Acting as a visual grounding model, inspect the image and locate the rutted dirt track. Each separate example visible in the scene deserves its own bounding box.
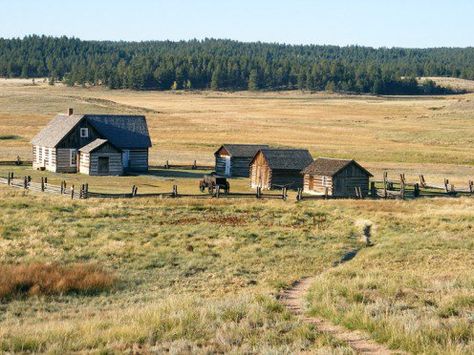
[280,277,402,354]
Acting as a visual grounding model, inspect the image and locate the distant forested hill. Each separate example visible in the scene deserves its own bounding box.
[1,35,473,94]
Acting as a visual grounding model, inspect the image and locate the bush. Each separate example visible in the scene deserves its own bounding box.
[0,263,115,300]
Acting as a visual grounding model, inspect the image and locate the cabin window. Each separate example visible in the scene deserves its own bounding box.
[70,149,77,167]
[322,176,330,187]
[80,128,89,138]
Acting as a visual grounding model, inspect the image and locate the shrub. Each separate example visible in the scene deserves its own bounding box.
[0,263,115,300]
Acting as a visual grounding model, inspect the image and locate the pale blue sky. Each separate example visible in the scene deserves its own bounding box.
[1,0,472,48]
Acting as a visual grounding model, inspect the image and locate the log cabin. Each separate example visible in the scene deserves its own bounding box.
[31,109,152,175]
[214,144,269,177]
[302,158,372,197]
[250,148,313,189]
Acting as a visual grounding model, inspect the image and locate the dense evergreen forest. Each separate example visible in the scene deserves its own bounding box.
[1,35,473,94]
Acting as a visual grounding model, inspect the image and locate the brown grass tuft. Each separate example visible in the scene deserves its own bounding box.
[0,263,115,300]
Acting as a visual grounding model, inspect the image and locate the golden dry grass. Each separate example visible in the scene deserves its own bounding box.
[420,77,474,92]
[0,263,115,300]
[0,80,473,185]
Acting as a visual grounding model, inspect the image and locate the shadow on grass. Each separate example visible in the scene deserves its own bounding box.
[141,169,205,179]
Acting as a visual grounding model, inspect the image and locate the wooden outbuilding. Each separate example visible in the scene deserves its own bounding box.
[79,139,123,176]
[302,158,373,197]
[31,108,152,175]
[214,144,269,177]
[250,149,313,189]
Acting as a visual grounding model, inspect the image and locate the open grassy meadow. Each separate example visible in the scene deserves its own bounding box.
[0,79,473,353]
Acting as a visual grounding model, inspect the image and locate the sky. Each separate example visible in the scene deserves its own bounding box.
[1,0,473,48]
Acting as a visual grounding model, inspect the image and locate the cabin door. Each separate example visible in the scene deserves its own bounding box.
[98,157,110,174]
[224,156,231,176]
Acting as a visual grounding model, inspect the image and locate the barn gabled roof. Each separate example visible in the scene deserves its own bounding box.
[302,158,373,177]
[215,144,270,158]
[255,149,313,170]
[79,138,120,153]
[31,113,152,149]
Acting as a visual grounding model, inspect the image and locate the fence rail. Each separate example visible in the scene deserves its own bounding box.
[0,174,289,201]
[150,160,214,170]
[0,171,472,202]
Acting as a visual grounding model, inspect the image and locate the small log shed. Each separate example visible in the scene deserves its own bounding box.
[250,148,313,190]
[302,158,373,197]
[79,139,123,176]
[214,144,269,177]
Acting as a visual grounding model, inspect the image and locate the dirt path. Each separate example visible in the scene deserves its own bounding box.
[280,277,400,354]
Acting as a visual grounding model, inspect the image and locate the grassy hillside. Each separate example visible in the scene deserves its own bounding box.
[0,187,472,352]
[0,186,359,353]
[308,198,474,354]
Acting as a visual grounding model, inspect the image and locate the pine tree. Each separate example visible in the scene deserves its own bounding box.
[211,67,223,91]
[248,69,259,91]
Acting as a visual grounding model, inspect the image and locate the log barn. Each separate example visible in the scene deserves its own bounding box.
[214,144,269,177]
[31,109,152,175]
[302,158,372,197]
[250,149,313,189]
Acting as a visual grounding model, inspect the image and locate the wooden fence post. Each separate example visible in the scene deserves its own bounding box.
[85,183,89,199]
[7,172,11,186]
[413,183,420,198]
[71,185,75,199]
[400,176,405,200]
[281,187,287,200]
[383,171,388,199]
[131,185,136,197]
[469,180,473,194]
[256,186,261,199]
[444,179,449,193]
[41,177,45,192]
[370,181,376,198]
[23,176,28,189]
[172,185,178,197]
[296,188,303,201]
[419,175,426,188]
[165,160,169,169]
[192,160,197,170]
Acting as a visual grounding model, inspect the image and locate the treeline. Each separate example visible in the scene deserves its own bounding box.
[1,35,473,94]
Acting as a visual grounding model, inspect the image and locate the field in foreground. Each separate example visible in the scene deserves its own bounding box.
[0,186,473,353]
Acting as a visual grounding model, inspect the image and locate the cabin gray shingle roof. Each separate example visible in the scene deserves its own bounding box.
[302,158,373,177]
[31,114,84,148]
[31,114,152,149]
[259,149,313,170]
[86,115,151,149]
[79,138,116,153]
[215,144,270,157]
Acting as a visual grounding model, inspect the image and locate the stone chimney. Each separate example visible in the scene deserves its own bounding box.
[68,108,74,116]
